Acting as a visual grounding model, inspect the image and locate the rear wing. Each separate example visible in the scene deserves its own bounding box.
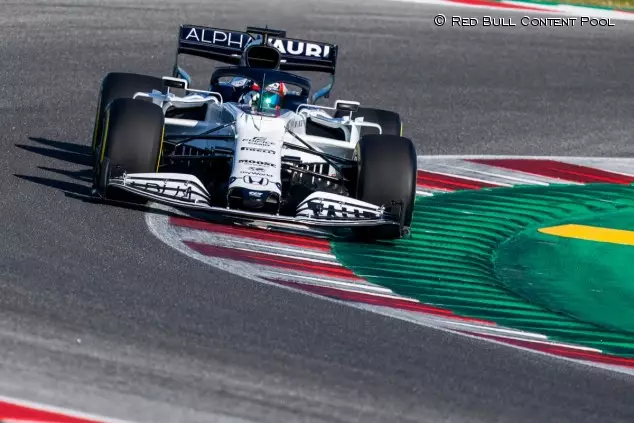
[176,25,250,67]
[176,24,338,73]
[173,24,338,101]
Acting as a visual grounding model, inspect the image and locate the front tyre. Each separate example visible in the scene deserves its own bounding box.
[91,72,164,158]
[353,134,417,240]
[93,98,165,202]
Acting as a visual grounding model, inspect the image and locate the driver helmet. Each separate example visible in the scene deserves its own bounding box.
[238,81,287,112]
[260,82,287,112]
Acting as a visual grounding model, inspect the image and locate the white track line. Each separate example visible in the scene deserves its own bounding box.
[269,272,400,294]
[269,272,388,290]
[423,161,572,186]
[457,330,604,352]
[442,320,548,338]
[188,242,343,266]
[177,232,337,261]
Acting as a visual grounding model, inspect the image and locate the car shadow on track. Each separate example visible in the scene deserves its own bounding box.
[13,136,180,219]
[15,137,93,167]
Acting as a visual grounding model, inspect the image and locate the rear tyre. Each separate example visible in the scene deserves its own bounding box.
[353,134,417,240]
[335,107,402,137]
[93,98,165,203]
[91,72,164,158]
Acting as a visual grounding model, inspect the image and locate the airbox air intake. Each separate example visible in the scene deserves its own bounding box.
[245,45,281,70]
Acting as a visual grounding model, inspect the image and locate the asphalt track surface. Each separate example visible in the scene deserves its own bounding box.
[2,0,634,422]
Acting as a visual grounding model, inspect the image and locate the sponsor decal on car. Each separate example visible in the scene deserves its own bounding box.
[242,136,274,147]
[267,39,332,58]
[239,159,276,168]
[243,175,270,186]
[181,26,333,59]
[306,199,377,219]
[288,119,305,129]
[183,27,248,49]
[240,169,274,178]
[241,146,276,154]
[129,180,195,201]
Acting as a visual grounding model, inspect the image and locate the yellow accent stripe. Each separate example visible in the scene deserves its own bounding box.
[99,108,111,162]
[156,123,165,172]
[400,122,403,137]
[538,224,634,246]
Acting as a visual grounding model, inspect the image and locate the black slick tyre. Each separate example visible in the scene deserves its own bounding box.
[353,134,417,240]
[91,72,164,157]
[94,98,165,202]
[335,107,402,137]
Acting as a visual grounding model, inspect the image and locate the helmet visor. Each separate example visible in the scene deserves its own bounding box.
[261,91,281,111]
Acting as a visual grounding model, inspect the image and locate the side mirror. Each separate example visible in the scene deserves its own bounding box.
[335,100,360,113]
[162,76,188,91]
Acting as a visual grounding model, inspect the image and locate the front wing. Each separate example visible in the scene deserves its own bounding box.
[105,173,404,237]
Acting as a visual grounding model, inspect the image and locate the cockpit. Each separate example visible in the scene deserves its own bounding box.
[208,66,312,115]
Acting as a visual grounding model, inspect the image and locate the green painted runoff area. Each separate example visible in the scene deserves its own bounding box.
[496,210,634,334]
[331,184,634,357]
[499,0,634,11]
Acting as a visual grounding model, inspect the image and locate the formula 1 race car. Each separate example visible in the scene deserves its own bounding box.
[91,24,417,240]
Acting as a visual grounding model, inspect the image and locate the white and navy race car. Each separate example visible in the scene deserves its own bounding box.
[91,25,417,240]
